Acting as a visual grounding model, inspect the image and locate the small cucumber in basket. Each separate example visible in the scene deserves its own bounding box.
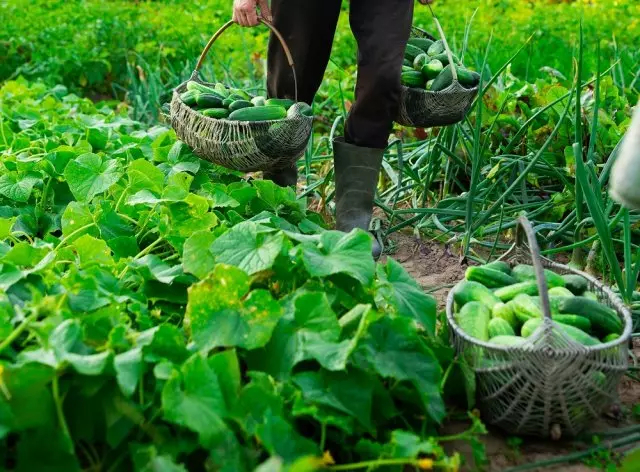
[453,280,502,310]
[511,264,566,287]
[413,53,429,71]
[200,108,229,119]
[521,318,601,346]
[508,293,542,324]
[405,43,425,62]
[557,297,623,335]
[489,335,526,347]
[455,301,491,341]
[421,59,444,80]
[228,100,254,112]
[401,70,425,88]
[465,266,517,288]
[228,105,287,121]
[180,90,198,107]
[196,93,224,108]
[186,81,218,95]
[562,274,589,294]
[488,318,515,338]
[492,302,518,330]
[483,260,512,274]
[427,40,445,56]
[265,98,296,109]
[251,96,267,106]
[408,37,434,52]
[495,281,540,302]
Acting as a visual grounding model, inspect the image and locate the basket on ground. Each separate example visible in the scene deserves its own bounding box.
[446,217,632,438]
[170,19,313,172]
[396,16,478,128]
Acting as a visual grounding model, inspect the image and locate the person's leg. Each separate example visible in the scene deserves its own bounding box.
[333,0,413,258]
[264,0,342,187]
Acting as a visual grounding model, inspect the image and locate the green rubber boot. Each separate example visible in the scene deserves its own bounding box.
[333,137,384,259]
[263,163,298,188]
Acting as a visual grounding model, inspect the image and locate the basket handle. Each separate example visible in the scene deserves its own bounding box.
[191,18,299,102]
[427,5,459,83]
[515,216,553,321]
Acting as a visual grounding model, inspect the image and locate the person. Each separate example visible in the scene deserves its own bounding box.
[232,0,433,258]
[609,100,640,211]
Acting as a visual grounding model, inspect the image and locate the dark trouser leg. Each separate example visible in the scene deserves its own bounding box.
[334,0,413,259]
[263,0,342,187]
[346,0,414,148]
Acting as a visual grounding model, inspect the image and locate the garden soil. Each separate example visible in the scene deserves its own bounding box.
[385,231,640,472]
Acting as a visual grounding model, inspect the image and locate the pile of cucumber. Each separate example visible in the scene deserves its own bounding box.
[179,81,312,121]
[402,38,480,92]
[452,262,624,347]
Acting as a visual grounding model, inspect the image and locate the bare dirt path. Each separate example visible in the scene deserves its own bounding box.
[384,231,640,472]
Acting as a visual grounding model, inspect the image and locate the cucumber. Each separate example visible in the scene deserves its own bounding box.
[288,102,312,118]
[195,93,224,108]
[456,68,481,88]
[562,274,589,294]
[430,65,479,92]
[551,314,591,333]
[582,291,598,301]
[509,294,542,324]
[251,96,266,106]
[413,53,429,71]
[265,98,295,109]
[228,100,254,112]
[521,318,601,346]
[455,301,491,341]
[452,280,502,310]
[186,81,218,95]
[492,302,518,330]
[425,80,435,91]
[230,89,252,100]
[403,58,412,67]
[430,52,461,67]
[427,40,445,56]
[180,90,198,107]
[488,335,526,347]
[483,261,511,274]
[408,37,434,52]
[402,65,414,72]
[228,105,287,122]
[421,60,444,80]
[548,287,574,298]
[511,264,566,288]
[488,318,515,338]
[465,266,517,288]
[495,281,539,302]
[557,297,623,335]
[200,108,229,119]
[602,333,620,343]
[401,70,425,88]
[222,97,234,108]
[404,44,425,62]
[214,83,230,98]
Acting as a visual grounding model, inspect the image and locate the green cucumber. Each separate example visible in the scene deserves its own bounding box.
[228,100,254,112]
[186,81,218,95]
[401,70,425,88]
[492,302,518,330]
[230,89,252,100]
[508,294,542,324]
[557,297,623,335]
[180,90,198,107]
[200,108,229,119]
[402,65,414,72]
[288,102,312,118]
[214,83,230,97]
[228,105,287,121]
[488,318,515,338]
[602,333,620,343]
[426,80,435,90]
[495,281,539,302]
[421,59,444,80]
[413,53,429,71]
[251,96,266,106]
[521,318,601,346]
[511,264,566,287]
[408,37,434,52]
[465,266,517,288]
[430,52,461,67]
[405,43,425,62]
[551,314,591,333]
[483,261,511,274]
[452,280,502,310]
[562,274,589,294]
[427,40,445,56]
[548,287,574,298]
[455,301,491,341]
[222,97,234,108]
[403,58,412,67]
[195,93,224,108]
[265,98,296,109]
[583,291,598,301]
[488,335,526,347]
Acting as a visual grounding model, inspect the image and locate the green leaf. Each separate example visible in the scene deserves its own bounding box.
[353,316,445,423]
[186,264,283,351]
[386,430,437,458]
[130,255,184,284]
[15,427,81,472]
[0,263,24,290]
[182,230,216,279]
[375,258,437,334]
[136,324,189,364]
[255,410,319,463]
[0,217,16,239]
[60,201,98,240]
[300,230,375,286]
[210,221,284,275]
[127,158,165,195]
[0,172,40,203]
[114,347,143,397]
[200,183,240,208]
[63,152,122,201]
[208,349,241,411]
[162,353,228,447]
[65,351,111,376]
[71,234,115,268]
[293,368,375,430]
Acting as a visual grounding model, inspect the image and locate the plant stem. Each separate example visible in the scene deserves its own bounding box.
[0,311,39,353]
[329,458,419,471]
[52,373,73,452]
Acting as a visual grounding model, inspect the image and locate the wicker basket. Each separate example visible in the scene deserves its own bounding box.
[396,12,478,128]
[446,217,632,438]
[170,19,313,173]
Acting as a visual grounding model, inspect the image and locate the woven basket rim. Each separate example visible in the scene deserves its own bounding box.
[445,243,634,354]
[401,82,479,97]
[170,89,313,127]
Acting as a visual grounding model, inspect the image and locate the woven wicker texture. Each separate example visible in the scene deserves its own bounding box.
[169,19,313,172]
[395,21,478,128]
[446,217,632,438]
